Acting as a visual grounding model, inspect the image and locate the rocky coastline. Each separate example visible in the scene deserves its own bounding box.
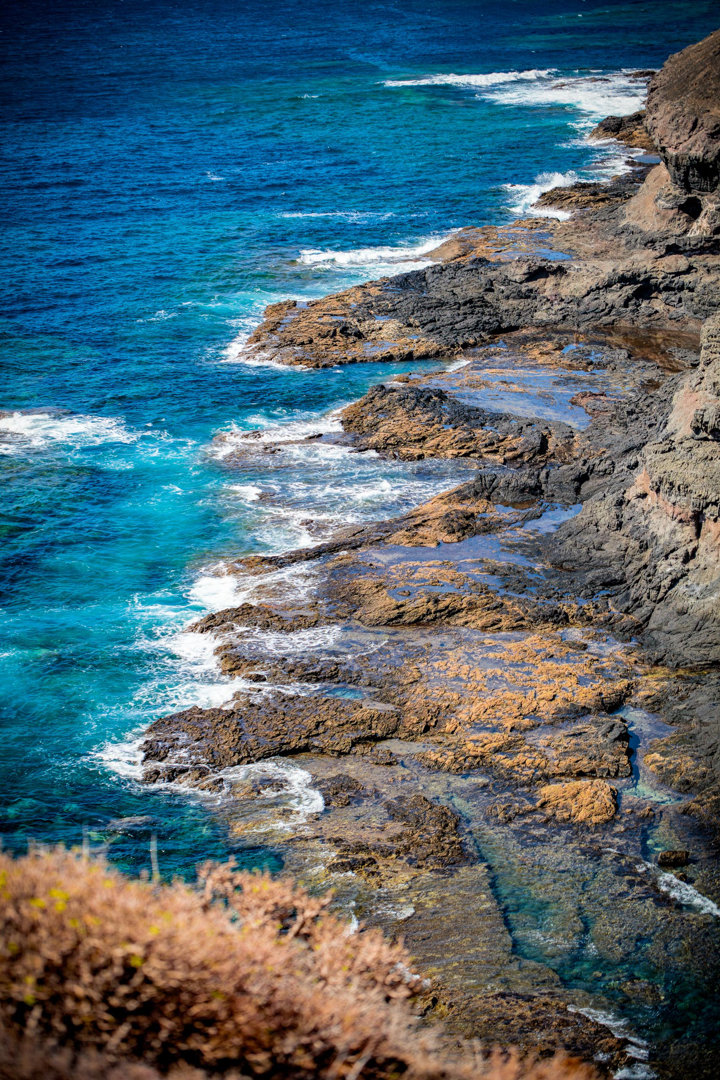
[142,32,720,1080]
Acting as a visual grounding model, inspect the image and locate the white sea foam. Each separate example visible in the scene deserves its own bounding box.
[228,759,324,813]
[151,627,238,710]
[188,570,247,611]
[220,311,311,369]
[139,309,178,322]
[568,1007,653,1077]
[383,68,647,128]
[0,410,139,455]
[656,871,720,918]
[176,678,241,709]
[210,410,345,460]
[219,227,440,365]
[191,561,320,613]
[280,209,394,221]
[219,298,305,367]
[219,467,469,551]
[209,404,474,552]
[225,483,264,502]
[484,69,648,130]
[226,345,305,370]
[221,329,252,362]
[634,858,720,918]
[234,623,343,658]
[212,758,324,827]
[94,731,145,781]
[504,116,653,220]
[164,628,220,667]
[502,170,578,220]
[297,234,445,273]
[567,134,651,177]
[383,68,555,88]
[376,902,416,921]
[96,561,323,786]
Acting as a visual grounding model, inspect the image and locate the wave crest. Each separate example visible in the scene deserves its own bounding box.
[298,234,445,272]
[0,409,141,455]
[502,170,579,220]
[382,68,555,88]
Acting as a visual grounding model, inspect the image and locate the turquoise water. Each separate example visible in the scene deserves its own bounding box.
[1,0,718,880]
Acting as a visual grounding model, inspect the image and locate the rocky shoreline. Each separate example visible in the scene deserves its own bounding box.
[142,32,719,1080]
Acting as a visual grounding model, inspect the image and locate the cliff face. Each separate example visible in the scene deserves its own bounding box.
[551,315,720,667]
[555,30,720,661]
[645,29,720,193]
[626,29,720,237]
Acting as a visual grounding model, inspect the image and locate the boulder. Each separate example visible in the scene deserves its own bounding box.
[590,110,656,151]
[537,779,618,825]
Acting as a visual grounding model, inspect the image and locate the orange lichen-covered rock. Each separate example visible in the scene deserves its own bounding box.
[537,779,618,825]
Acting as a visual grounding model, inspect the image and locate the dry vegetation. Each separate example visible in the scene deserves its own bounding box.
[0,849,596,1080]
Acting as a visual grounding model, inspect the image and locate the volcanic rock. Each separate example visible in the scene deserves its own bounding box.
[589,110,656,151]
[646,29,720,192]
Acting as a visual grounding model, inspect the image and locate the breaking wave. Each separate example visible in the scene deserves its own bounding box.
[502,170,579,219]
[297,235,446,273]
[0,409,141,455]
[382,68,555,88]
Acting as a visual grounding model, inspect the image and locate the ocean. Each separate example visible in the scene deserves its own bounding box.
[1,0,717,874]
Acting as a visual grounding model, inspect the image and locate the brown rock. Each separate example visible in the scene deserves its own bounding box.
[657,849,690,868]
[317,773,366,807]
[646,28,720,192]
[242,285,444,368]
[142,695,404,784]
[191,602,321,634]
[537,780,618,825]
[384,794,467,869]
[589,110,656,151]
[341,383,576,464]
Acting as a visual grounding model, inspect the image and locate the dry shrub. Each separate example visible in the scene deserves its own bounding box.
[0,1027,189,1079]
[0,849,597,1080]
[0,1030,597,1080]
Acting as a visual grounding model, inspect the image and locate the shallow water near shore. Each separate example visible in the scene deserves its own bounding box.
[2,0,720,1070]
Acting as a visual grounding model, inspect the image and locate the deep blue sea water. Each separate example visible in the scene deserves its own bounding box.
[1,0,717,878]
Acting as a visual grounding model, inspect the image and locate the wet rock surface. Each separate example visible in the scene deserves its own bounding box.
[242,236,715,370]
[589,109,656,152]
[341,380,578,464]
[142,30,720,1080]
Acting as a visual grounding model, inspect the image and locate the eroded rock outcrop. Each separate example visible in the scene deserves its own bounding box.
[341,382,577,464]
[589,110,656,151]
[244,243,716,367]
[645,29,720,193]
[621,30,720,237]
[550,314,720,666]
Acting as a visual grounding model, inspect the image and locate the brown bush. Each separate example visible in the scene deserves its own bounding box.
[0,849,596,1080]
[0,1028,599,1080]
[0,1029,195,1080]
